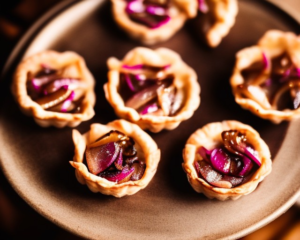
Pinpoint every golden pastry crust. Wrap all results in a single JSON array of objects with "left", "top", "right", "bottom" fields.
[
  {"left": 230, "top": 30, "right": 300, "bottom": 124},
  {"left": 11, "top": 50, "right": 95, "bottom": 128},
  {"left": 104, "top": 47, "right": 201, "bottom": 133},
  {"left": 69, "top": 119, "right": 161, "bottom": 198},
  {"left": 182, "top": 120, "right": 272, "bottom": 201},
  {"left": 110, "top": 0, "right": 189, "bottom": 45},
  {"left": 174, "top": 0, "right": 198, "bottom": 18},
  {"left": 200, "top": 0, "right": 238, "bottom": 47}
]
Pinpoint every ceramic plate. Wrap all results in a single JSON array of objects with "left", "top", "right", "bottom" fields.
[{"left": 1, "top": 0, "right": 300, "bottom": 239}]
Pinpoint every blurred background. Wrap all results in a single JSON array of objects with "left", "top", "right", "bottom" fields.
[{"left": 1, "top": 0, "right": 300, "bottom": 239}]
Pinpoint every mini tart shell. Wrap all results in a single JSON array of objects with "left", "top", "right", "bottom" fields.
[
  {"left": 182, "top": 120, "right": 272, "bottom": 201},
  {"left": 104, "top": 47, "right": 201, "bottom": 133},
  {"left": 11, "top": 50, "right": 96, "bottom": 128},
  {"left": 201, "top": 0, "right": 238, "bottom": 47},
  {"left": 69, "top": 119, "right": 161, "bottom": 198},
  {"left": 110, "top": 0, "right": 189, "bottom": 45},
  {"left": 230, "top": 30, "right": 300, "bottom": 124}
]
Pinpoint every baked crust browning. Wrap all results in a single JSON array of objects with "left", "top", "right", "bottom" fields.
[
  {"left": 104, "top": 47, "right": 200, "bottom": 132},
  {"left": 12, "top": 50, "right": 95, "bottom": 128},
  {"left": 230, "top": 30, "right": 300, "bottom": 123},
  {"left": 182, "top": 120, "right": 272, "bottom": 200},
  {"left": 111, "top": 0, "right": 189, "bottom": 45},
  {"left": 69, "top": 119, "right": 161, "bottom": 197},
  {"left": 204, "top": 0, "right": 238, "bottom": 47}
]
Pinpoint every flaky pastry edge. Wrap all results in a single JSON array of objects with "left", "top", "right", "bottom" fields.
[
  {"left": 204, "top": 0, "right": 238, "bottom": 47},
  {"left": 110, "top": 0, "right": 189, "bottom": 45},
  {"left": 230, "top": 30, "right": 300, "bottom": 124},
  {"left": 69, "top": 119, "right": 161, "bottom": 198},
  {"left": 11, "top": 50, "right": 96, "bottom": 128},
  {"left": 104, "top": 47, "right": 201, "bottom": 132},
  {"left": 182, "top": 120, "right": 272, "bottom": 201}
]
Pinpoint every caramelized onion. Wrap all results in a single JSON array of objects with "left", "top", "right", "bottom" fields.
[
  {"left": 99, "top": 165, "right": 135, "bottom": 183},
  {"left": 140, "top": 102, "right": 159, "bottom": 115},
  {"left": 130, "top": 161, "right": 146, "bottom": 181},
  {"left": 114, "top": 148, "right": 124, "bottom": 170},
  {"left": 86, "top": 142, "right": 120, "bottom": 175},
  {"left": 272, "top": 80, "right": 300, "bottom": 109},
  {"left": 43, "top": 78, "right": 83, "bottom": 95},
  {"left": 35, "top": 86, "right": 71, "bottom": 109},
  {"left": 222, "top": 130, "right": 261, "bottom": 166}
]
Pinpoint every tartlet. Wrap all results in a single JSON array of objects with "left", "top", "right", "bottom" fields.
[
  {"left": 110, "top": 0, "right": 195, "bottom": 45},
  {"left": 182, "top": 120, "right": 272, "bottom": 201},
  {"left": 11, "top": 50, "right": 95, "bottom": 128},
  {"left": 69, "top": 119, "right": 161, "bottom": 197},
  {"left": 104, "top": 47, "right": 200, "bottom": 133},
  {"left": 194, "top": 0, "right": 238, "bottom": 47},
  {"left": 230, "top": 30, "right": 300, "bottom": 123}
]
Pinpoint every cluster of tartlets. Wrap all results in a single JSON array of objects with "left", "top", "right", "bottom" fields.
[{"left": 10, "top": 0, "right": 300, "bottom": 200}]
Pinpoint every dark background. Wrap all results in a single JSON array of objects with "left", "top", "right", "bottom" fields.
[{"left": 1, "top": 0, "right": 300, "bottom": 240}]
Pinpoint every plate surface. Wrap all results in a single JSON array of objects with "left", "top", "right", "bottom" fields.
[{"left": 1, "top": 0, "right": 300, "bottom": 239}]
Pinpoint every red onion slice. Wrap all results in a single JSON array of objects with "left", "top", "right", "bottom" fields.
[
  {"left": 124, "top": 73, "right": 136, "bottom": 91},
  {"left": 122, "top": 64, "right": 170, "bottom": 71},
  {"left": 210, "top": 148, "right": 231, "bottom": 174},
  {"left": 125, "top": 0, "right": 145, "bottom": 14},
  {"left": 238, "top": 155, "right": 254, "bottom": 177},
  {"left": 195, "top": 161, "right": 222, "bottom": 184},
  {"left": 35, "top": 86, "right": 71, "bottom": 109},
  {"left": 262, "top": 52, "right": 269, "bottom": 70},
  {"left": 99, "top": 165, "right": 135, "bottom": 183},
  {"left": 43, "top": 78, "right": 83, "bottom": 95},
  {"left": 244, "top": 146, "right": 261, "bottom": 167},
  {"left": 197, "top": 146, "right": 212, "bottom": 163},
  {"left": 139, "top": 102, "right": 159, "bottom": 115},
  {"left": 146, "top": 5, "right": 167, "bottom": 16},
  {"left": 86, "top": 142, "right": 120, "bottom": 175},
  {"left": 150, "top": 15, "right": 170, "bottom": 29},
  {"left": 198, "top": 0, "right": 209, "bottom": 13},
  {"left": 125, "top": 83, "right": 162, "bottom": 109}
]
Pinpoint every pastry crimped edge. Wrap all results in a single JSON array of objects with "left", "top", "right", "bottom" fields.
[
  {"left": 69, "top": 119, "right": 161, "bottom": 198},
  {"left": 182, "top": 120, "right": 272, "bottom": 201},
  {"left": 110, "top": 0, "right": 188, "bottom": 45},
  {"left": 204, "top": 0, "right": 238, "bottom": 47},
  {"left": 230, "top": 30, "right": 300, "bottom": 124},
  {"left": 104, "top": 47, "right": 201, "bottom": 133},
  {"left": 11, "top": 50, "right": 96, "bottom": 128}
]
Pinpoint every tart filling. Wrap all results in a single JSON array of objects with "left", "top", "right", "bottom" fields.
[
  {"left": 86, "top": 130, "right": 146, "bottom": 183},
  {"left": 111, "top": 0, "right": 190, "bottom": 45},
  {"left": 119, "top": 64, "right": 183, "bottom": 116},
  {"left": 104, "top": 47, "right": 200, "bottom": 132},
  {"left": 125, "top": 0, "right": 171, "bottom": 29},
  {"left": 12, "top": 50, "right": 95, "bottom": 128},
  {"left": 230, "top": 30, "right": 300, "bottom": 123},
  {"left": 182, "top": 120, "right": 272, "bottom": 201},
  {"left": 195, "top": 129, "right": 260, "bottom": 189},
  {"left": 27, "top": 64, "right": 87, "bottom": 113},
  {"left": 69, "top": 119, "right": 161, "bottom": 197}
]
